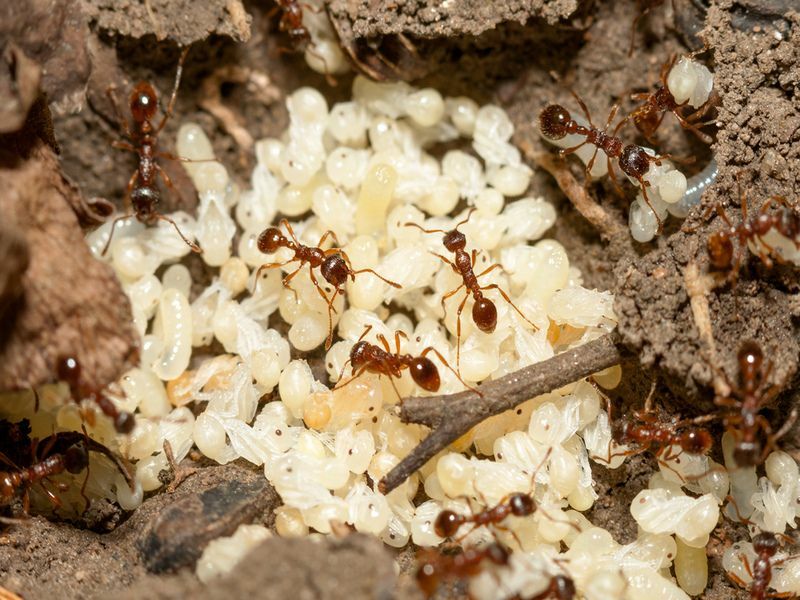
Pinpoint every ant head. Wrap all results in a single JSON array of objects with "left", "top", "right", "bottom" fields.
[
  {"left": 738, "top": 341, "right": 764, "bottom": 381},
  {"left": 486, "top": 543, "right": 510, "bottom": 566},
  {"left": 349, "top": 341, "right": 370, "bottom": 371},
  {"left": 129, "top": 82, "right": 158, "bottom": 123},
  {"left": 554, "top": 575, "right": 576, "bottom": 600},
  {"left": 115, "top": 411, "right": 136, "bottom": 434},
  {"left": 509, "top": 493, "right": 535, "bottom": 517},
  {"left": 320, "top": 254, "right": 349, "bottom": 287},
  {"left": 753, "top": 532, "right": 779, "bottom": 556},
  {"left": 733, "top": 440, "right": 761, "bottom": 468},
  {"left": 539, "top": 104, "right": 572, "bottom": 140},
  {"left": 681, "top": 429, "right": 712, "bottom": 455},
  {"left": 64, "top": 444, "right": 89, "bottom": 474},
  {"left": 257, "top": 227, "right": 284, "bottom": 254},
  {"left": 707, "top": 231, "right": 733, "bottom": 270},
  {"left": 130, "top": 186, "right": 159, "bottom": 223},
  {"left": 410, "top": 356, "right": 440, "bottom": 392},
  {"left": 57, "top": 355, "right": 81, "bottom": 388},
  {"left": 472, "top": 297, "right": 497, "bottom": 333},
  {"left": 442, "top": 229, "right": 466, "bottom": 252},
  {"left": 433, "top": 509, "right": 461, "bottom": 538},
  {"left": 619, "top": 144, "right": 651, "bottom": 179}
]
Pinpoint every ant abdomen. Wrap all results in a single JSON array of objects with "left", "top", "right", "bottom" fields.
[
  {"left": 682, "top": 430, "right": 712, "bottom": 455},
  {"left": 472, "top": 297, "right": 497, "bottom": 333},
  {"left": 410, "top": 357, "right": 440, "bottom": 392},
  {"left": 434, "top": 509, "right": 462, "bottom": 537}
]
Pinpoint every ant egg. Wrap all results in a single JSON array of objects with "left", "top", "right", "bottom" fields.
[
  {"left": 549, "top": 446, "right": 580, "bottom": 498},
  {"left": 568, "top": 483, "right": 596, "bottom": 512},
  {"left": 254, "top": 137, "right": 284, "bottom": 172},
  {"left": 421, "top": 176, "right": 460, "bottom": 217},
  {"left": 474, "top": 104, "right": 514, "bottom": 143},
  {"left": 592, "top": 365, "right": 622, "bottom": 389},
  {"left": 279, "top": 360, "right": 314, "bottom": 419},
  {"left": 126, "top": 274, "right": 162, "bottom": 320},
  {"left": 459, "top": 346, "right": 500, "bottom": 383},
  {"left": 303, "top": 393, "right": 332, "bottom": 430},
  {"left": 404, "top": 88, "right": 445, "bottom": 128},
  {"left": 193, "top": 412, "right": 228, "bottom": 461},
  {"left": 123, "top": 419, "right": 160, "bottom": 461},
  {"left": 347, "top": 484, "right": 391, "bottom": 534},
  {"left": 275, "top": 506, "right": 309, "bottom": 538},
  {"left": 674, "top": 536, "right": 708, "bottom": 595},
  {"left": 325, "top": 147, "right": 370, "bottom": 191},
  {"left": 289, "top": 312, "right": 329, "bottom": 351},
  {"left": 667, "top": 57, "right": 713, "bottom": 107},
  {"left": 722, "top": 431, "right": 758, "bottom": 520},
  {"left": 474, "top": 187, "right": 505, "bottom": 216},
  {"left": 446, "top": 96, "right": 479, "bottom": 136},
  {"left": 487, "top": 164, "right": 532, "bottom": 198},
  {"left": 355, "top": 163, "right": 398, "bottom": 235},
  {"left": 277, "top": 182, "right": 315, "bottom": 217}
]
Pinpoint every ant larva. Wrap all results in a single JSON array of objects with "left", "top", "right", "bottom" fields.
[
  {"left": 700, "top": 179, "right": 800, "bottom": 286},
  {"left": 539, "top": 95, "right": 677, "bottom": 232},
  {"left": 103, "top": 46, "right": 201, "bottom": 256},
  {"left": 623, "top": 54, "right": 715, "bottom": 144},
  {"left": 336, "top": 324, "right": 477, "bottom": 396},
  {"left": 415, "top": 542, "right": 510, "bottom": 599},
  {"left": 715, "top": 341, "right": 796, "bottom": 467},
  {"left": 57, "top": 355, "right": 136, "bottom": 434},
  {"left": 256, "top": 219, "right": 401, "bottom": 349},
  {"left": 404, "top": 209, "right": 538, "bottom": 370}
]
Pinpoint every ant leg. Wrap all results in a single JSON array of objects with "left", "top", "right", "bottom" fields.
[
  {"left": 334, "top": 365, "right": 369, "bottom": 392},
  {"left": 420, "top": 346, "right": 482, "bottom": 396},
  {"left": 308, "top": 267, "right": 335, "bottom": 312},
  {"left": 156, "top": 46, "right": 190, "bottom": 134},
  {"left": 317, "top": 229, "right": 341, "bottom": 248},
  {"left": 475, "top": 263, "right": 502, "bottom": 279},
  {"left": 323, "top": 287, "right": 342, "bottom": 350},
  {"left": 559, "top": 140, "right": 588, "bottom": 157},
  {"left": 281, "top": 264, "right": 305, "bottom": 301},
  {"left": 454, "top": 292, "right": 470, "bottom": 370},
  {"left": 431, "top": 252, "right": 460, "bottom": 276},
  {"left": 155, "top": 214, "right": 202, "bottom": 254},
  {"left": 254, "top": 260, "right": 292, "bottom": 282},
  {"left": 280, "top": 218, "right": 302, "bottom": 246},
  {"left": 105, "top": 86, "right": 132, "bottom": 138},
  {"left": 111, "top": 140, "right": 137, "bottom": 153},
  {"left": 440, "top": 284, "right": 465, "bottom": 319},
  {"left": 638, "top": 182, "right": 664, "bottom": 234},
  {"left": 480, "top": 284, "right": 539, "bottom": 331},
  {"left": 568, "top": 89, "right": 595, "bottom": 128},
  {"left": 671, "top": 111, "right": 714, "bottom": 144}
]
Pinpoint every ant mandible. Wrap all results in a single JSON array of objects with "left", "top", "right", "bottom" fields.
[
  {"left": 539, "top": 95, "right": 676, "bottom": 232},
  {"left": 57, "top": 355, "right": 136, "bottom": 434},
  {"left": 405, "top": 209, "right": 538, "bottom": 369},
  {"left": 336, "top": 324, "right": 476, "bottom": 396},
  {"left": 624, "top": 54, "right": 715, "bottom": 144},
  {"left": 103, "top": 46, "right": 201, "bottom": 255},
  {"left": 256, "top": 219, "right": 401, "bottom": 349},
  {"left": 715, "top": 341, "right": 796, "bottom": 467},
  {"left": 415, "top": 542, "right": 510, "bottom": 599},
  {"left": 728, "top": 531, "right": 798, "bottom": 600}
]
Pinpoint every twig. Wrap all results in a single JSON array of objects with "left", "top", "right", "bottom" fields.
[
  {"left": 378, "top": 334, "right": 622, "bottom": 494},
  {"left": 520, "top": 142, "right": 627, "bottom": 243}
]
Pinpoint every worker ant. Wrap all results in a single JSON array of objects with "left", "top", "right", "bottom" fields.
[
  {"left": 271, "top": 1, "right": 336, "bottom": 85},
  {"left": 336, "top": 325, "right": 477, "bottom": 396},
  {"left": 405, "top": 209, "right": 538, "bottom": 370},
  {"left": 624, "top": 54, "right": 716, "bottom": 144},
  {"left": 103, "top": 46, "right": 201, "bottom": 256},
  {"left": 607, "top": 410, "right": 713, "bottom": 465},
  {"left": 57, "top": 355, "right": 136, "bottom": 434},
  {"left": 539, "top": 96, "right": 677, "bottom": 232},
  {"left": 714, "top": 341, "right": 795, "bottom": 468},
  {"left": 701, "top": 179, "right": 800, "bottom": 287},
  {"left": 256, "top": 219, "right": 400, "bottom": 349},
  {"left": 415, "top": 542, "right": 510, "bottom": 599}
]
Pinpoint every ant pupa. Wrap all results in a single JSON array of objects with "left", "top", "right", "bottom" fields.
[
  {"left": 714, "top": 341, "right": 796, "bottom": 468},
  {"left": 103, "top": 46, "right": 201, "bottom": 256},
  {"left": 57, "top": 355, "right": 136, "bottom": 434},
  {"left": 405, "top": 209, "right": 538, "bottom": 370},
  {"left": 256, "top": 219, "right": 400, "bottom": 349},
  {"left": 335, "top": 324, "right": 478, "bottom": 397},
  {"left": 539, "top": 95, "right": 679, "bottom": 232}
]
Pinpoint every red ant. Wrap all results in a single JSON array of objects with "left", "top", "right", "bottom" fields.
[
  {"left": 624, "top": 54, "right": 716, "bottom": 144},
  {"left": 714, "top": 341, "right": 796, "bottom": 468},
  {"left": 415, "top": 542, "right": 510, "bottom": 599},
  {"left": 336, "top": 325, "right": 476, "bottom": 396},
  {"left": 103, "top": 47, "right": 201, "bottom": 256},
  {"left": 701, "top": 180, "right": 800, "bottom": 287},
  {"left": 539, "top": 96, "right": 677, "bottom": 232},
  {"left": 272, "top": 1, "right": 336, "bottom": 85},
  {"left": 607, "top": 410, "right": 713, "bottom": 465},
  {"left": 256, "top": 219, "right": 400, "bottom": 349},
  {"left": 57, "top": 355, "right": 136, "bottom": 434},
  {"left": 405, "top": 210, "right": 538, "bottom": 369}
]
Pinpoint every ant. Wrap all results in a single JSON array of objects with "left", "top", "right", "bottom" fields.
[
  {"left": 405, "top": 210, "right": 538, "bottom": 369},
  {"left": 608, "top": 410, "right": 713, "bottom": 465},
  {"left": 272, "top": 1, "right": 336, "bottom": 85},
  {"left": 57, "top": 355, "right": 136, "bottom": 434},
  {"left": 701, "top": 180, "right": 800, "bottom": 287},
  {"left": 103, "top": 46, "right": 201, "bottom": 256},
  {"left": 539, "top": 95, "right": 676, "bottom": 232},
  {"left": 624, "top": 54, "right": 715, "bottom": 144},
  {"left": 337, "top": 325, "right": 476, "bottom": 396},
  {"left": 714, "top": 341, "right": 796, "bottom": 468},
  {"left": 415, "top": 542, "right": 510, "bottom": 599},
  {"left": 256, "top": 219, "right": 400, "bottom": 349}
]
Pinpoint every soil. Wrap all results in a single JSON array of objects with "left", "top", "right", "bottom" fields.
[{"left": 0, "top": 0, "right": 798, "bottom": 598}]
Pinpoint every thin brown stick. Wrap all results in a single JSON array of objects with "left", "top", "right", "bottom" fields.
[{"left": 378, "top": 334, "right": 622, "bottom": 494}]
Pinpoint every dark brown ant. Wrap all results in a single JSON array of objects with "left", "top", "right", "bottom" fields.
[
  {"left": 702, "top": 180, "right": 800, "bottom": 287},
  {"left": 415, "top": 542, "right": 510, "bottom": 599},
  {"left": 539, "top": 96, "right": 677, "bottom": 232},
  {"left": 256, "top": 219, "right": 400, "bottom": 349},
  {"left": 337, "top": 325, "right": 476, "bottom": 396},
  {"left": 405, "top": 210, "right": 538, "bottom": 369},
  {"left": 728, "top": 531, "right": 798, "bottom": 599},
  {"left": 57, "top": 355, "right": 136, "bottom": 434},
  {"left": 624, "top": 54, "right": 716, "bottom": 144},
  {"left": 103, "top": 47, "right": 201, "bottom": 255},
  {"left": 715, "top": 341, "right": 796, "bottom": 467}
]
